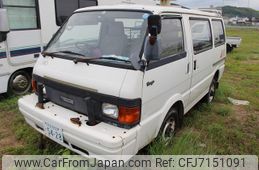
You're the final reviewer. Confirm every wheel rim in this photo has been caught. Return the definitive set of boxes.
[162,117,176,142]
[209,83,215,102]
[11,75,30,93]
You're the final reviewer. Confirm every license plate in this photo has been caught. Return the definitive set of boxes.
[44,122,64,143]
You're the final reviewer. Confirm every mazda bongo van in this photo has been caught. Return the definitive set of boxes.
[18,4,226,159]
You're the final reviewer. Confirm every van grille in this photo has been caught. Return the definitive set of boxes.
[45,86,88,115]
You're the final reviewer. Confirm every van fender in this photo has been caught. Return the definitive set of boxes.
[0,73,10,93]
[154,93,184,137]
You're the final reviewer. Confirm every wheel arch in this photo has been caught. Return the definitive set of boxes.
[155,97,185,137]
[214,70,220,82]
[173,100,184,128]
[9,67,33,80]
[7,67,34,94]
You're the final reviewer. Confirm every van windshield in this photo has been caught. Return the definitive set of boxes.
[44,11,149,67]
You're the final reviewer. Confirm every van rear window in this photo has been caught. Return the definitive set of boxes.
[212,20,225,47]
[190,19,212,54]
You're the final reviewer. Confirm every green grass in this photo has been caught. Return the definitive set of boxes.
[0,28,259,158]
[0,96,68,157]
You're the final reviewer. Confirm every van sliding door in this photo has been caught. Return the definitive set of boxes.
[189,18,214,103]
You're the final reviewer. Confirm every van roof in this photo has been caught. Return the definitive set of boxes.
[75,5,221,18]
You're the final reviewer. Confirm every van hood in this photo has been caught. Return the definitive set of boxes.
[33,56,128,97]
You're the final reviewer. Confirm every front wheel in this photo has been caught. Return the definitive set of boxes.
[8,70,32,95]
[159,107,178,143]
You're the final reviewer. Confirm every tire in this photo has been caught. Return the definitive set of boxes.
[8,70,32,95]
[227,44,233,53]
[159,107,178,143]
[204,79,217,104]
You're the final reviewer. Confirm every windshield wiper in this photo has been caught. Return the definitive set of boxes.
[42,51,85,57]
[98,57,130,63]
[42,51,131,65]
[73,57,99,65]
[73,56,130,65]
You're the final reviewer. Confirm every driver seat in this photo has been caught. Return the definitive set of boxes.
[99,21,127,56]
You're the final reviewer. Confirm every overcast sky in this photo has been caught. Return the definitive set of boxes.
[175,0,259,10]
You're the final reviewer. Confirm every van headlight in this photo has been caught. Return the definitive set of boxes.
[102,103,119,119]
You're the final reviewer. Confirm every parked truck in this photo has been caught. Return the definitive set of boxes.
[226,36,242,53]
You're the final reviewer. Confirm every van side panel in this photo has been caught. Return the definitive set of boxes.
[0,74,9,93]
[6,30,41,65]
[188,16,215,107]
[119,70,144,99]
[185,17,226,112]
[0,40,8,93]
[137,15,192,149]
[140,57,191,147]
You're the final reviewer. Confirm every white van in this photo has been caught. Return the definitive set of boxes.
[18,4,226,158]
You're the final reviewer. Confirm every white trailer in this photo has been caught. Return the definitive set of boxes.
[18,4,226,159]
[0,0,157,95]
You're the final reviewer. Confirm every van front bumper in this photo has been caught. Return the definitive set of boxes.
[18,94,139,159]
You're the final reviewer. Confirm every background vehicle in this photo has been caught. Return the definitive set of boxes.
[0,0,156,95]
[18,4,226,159]
[199,8,242,53]
[226,36,242,53]
[0,0,96,95]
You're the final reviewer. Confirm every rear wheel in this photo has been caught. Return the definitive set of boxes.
[205,79,217,103]
[8,70,31,95]
[159,107,178,143]
[227,44,233,53]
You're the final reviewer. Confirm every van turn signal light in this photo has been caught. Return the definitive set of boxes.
[118,106,140,125]
[32,79,37,92]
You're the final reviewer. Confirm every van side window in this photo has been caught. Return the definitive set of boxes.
[55,0,97,26]
[212,20,225,47]
[160,18,184,59]
[190,19,212,54]
[2,0,40,30]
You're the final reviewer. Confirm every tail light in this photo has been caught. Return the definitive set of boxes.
[32,79,37,92]
[118,106,140,125]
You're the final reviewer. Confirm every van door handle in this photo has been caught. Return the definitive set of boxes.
[194,60,197,70]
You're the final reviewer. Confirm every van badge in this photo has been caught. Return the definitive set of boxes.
[147,80,155,87]
[60,96,74,105]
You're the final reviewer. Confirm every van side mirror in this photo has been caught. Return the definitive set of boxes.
[144,15,162,62]
[0,9,10,42]
[148,15,161,36]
